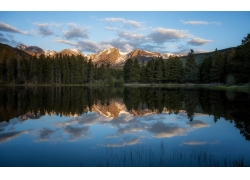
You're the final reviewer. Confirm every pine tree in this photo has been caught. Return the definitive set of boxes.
[58,54,63,84]
[30,55,38,84]
[165,56,183,83]
[183,50,200,83]
[146,58,155,83]
[123,58,133,83]
[87,59,94,83]
[115,76,125,86]
[98,64,105,83]
[210,49,225,83]
[37,54,46,84]
[140,60,147,83]
[231,34,250,83]
[130,58,140,83]
[154,57,164,83]
[93,63,98,82]
[225,48,235,75]
[45,56,53,84]
[65,55,71,84]
[104,64,110,83]
[0,48,8,82]
[6,55,15,83]
[20,57,29,83]
[200,55,212,83]
[80,57,88,84]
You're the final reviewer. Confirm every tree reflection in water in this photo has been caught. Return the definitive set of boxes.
[0,86,249,140]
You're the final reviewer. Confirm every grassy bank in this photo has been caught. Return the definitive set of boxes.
[125,83,250,93]
[0,83,109,87]
[94,143,249,167]
[210,83,250,93]
[1,83,250,93]
[125,83,209,88]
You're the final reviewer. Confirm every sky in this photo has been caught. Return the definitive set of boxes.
[0,2,250,55]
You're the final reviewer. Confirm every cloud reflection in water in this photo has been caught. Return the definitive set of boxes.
[0,130,30,144]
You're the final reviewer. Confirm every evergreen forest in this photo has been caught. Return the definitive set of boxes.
[0,34,249,85]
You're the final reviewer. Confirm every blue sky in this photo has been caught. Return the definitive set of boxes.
[0,11,249,55]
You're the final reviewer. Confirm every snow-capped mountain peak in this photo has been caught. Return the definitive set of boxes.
[69,48,82,54]
[16,44,28,51]
[59,48,83,56]
[44,50,57,57]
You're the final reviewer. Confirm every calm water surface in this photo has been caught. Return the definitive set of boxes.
[0,86,249,166]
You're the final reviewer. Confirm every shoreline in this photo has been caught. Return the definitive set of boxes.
[124,83,250,93]
[0,83,110,87]
[1,83,249,93]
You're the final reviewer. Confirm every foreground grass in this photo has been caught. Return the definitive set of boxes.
[0,83,109,87]
[211,83,250,93]
[1,83,250,93]
[125,83,250,93]
[94,143,249,167]
[125,83,209,88]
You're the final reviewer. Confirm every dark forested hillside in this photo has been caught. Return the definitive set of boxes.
[0,43,31,59]
[180,47,236,66]
[0,43,123,85]
[0,33,249,85]
[123,34,250,85]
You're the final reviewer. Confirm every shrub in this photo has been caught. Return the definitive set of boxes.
[226,74,236,86]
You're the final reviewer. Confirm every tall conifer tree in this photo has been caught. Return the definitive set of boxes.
[183,50,200,83]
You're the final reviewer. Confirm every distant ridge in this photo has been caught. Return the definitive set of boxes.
[0,42,236,67]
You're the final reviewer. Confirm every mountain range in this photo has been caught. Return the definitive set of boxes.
[1,43,234,67]
[15,44,183,66]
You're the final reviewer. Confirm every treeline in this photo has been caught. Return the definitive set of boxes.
[0,51,123,85]
[122,87,250,140]
[123,56,183,83]
[0,86,124,122]
[123,34,250,84]
[1,86,249,140]
[0,34,249,85]
[201,33,249,84]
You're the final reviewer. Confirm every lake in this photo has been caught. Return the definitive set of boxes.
[0,86,250,167]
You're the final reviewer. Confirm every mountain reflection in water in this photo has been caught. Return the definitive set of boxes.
[0,86,250,166]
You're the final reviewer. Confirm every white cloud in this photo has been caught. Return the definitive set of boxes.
[0,33,20,46]
[181,20,221,25]
[0,130,30,144]
[36,23,53,36]
[100,39,136,53]
[64,27,89,40]
[149,27,189,44]
[123,44,134,52]
[106,138,140,147]
[104,18,126,23]
[148,122,188,138]
[125,20,141,28]
[117,30,144,39]
[67,23,78,27]
[63,23,89,40]
[39,128,55,141]
[0,21,29,34]
[187,120,210,129]
[104,18,141,28]
[183,141,219,145]
[117,126,143,135]
[77,40,113,53]
[105,27,119,31]
[54,39,78,46]
[193,49,211,53]
[0,36,10,43]
[64,125,89,141]
[187,38,211,46]
[54,38,114,53]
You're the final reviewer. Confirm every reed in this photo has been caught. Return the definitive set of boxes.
[95,142,248,167]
